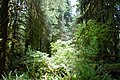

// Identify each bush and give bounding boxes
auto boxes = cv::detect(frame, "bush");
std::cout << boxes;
[23,41,76,79]
[2,71,29,80]
[75,20,113,61]
[74,20,113,80]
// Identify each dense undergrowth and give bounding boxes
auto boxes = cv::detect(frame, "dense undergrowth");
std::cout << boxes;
[2,41,112,80]
[2,20,118,80]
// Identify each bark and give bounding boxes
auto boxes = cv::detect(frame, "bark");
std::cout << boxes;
[0,0,10,76]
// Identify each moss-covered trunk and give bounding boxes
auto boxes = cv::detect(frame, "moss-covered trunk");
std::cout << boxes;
[0,0,10,76]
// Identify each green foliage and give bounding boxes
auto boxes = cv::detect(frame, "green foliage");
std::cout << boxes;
[75,20,112,59]
[2,39,113,80]
[2,71,29,80]
[74,58,112,80]
[24,41,75,79]
[1,0,120,79]
[25,48,49,79]
[75,63,98,80]
[74,20,114,79]
[51,40,76,71]
[75,21,96,58]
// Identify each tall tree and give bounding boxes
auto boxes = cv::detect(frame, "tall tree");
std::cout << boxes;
[26,0,51,54]
[0,0,10,75]
[8,0,27,70]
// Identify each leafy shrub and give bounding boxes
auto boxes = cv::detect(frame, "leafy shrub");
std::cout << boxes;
[2,71,29,80]
[75,20,112,61]
[51,39,76,70]
[24,41,76,79]
[25,48,49,79]
[74,20,113,80]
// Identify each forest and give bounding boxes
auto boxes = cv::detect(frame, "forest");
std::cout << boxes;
[0,0,120,80]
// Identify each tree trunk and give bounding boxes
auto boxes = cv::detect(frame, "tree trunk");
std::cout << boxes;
[0,0,10,76]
